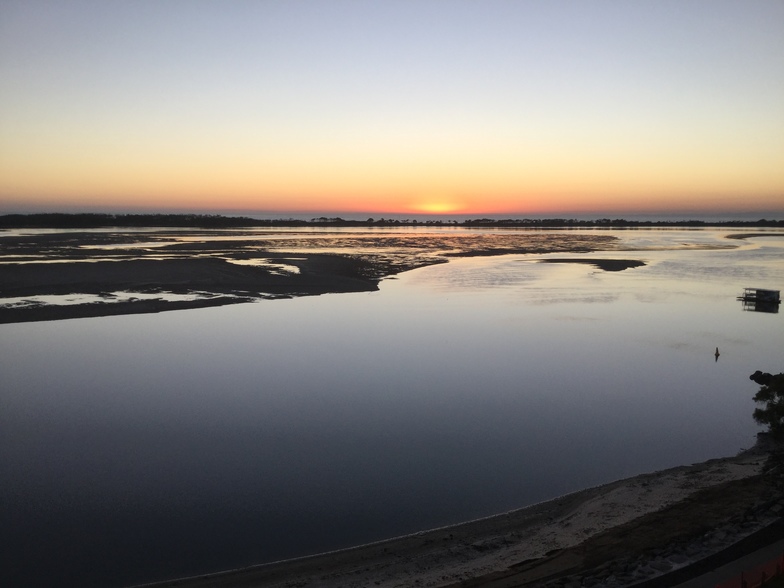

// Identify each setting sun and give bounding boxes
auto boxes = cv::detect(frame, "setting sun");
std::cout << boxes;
[410,198,465,215]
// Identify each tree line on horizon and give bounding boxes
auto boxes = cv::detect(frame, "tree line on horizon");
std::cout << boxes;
[1,212,783,229]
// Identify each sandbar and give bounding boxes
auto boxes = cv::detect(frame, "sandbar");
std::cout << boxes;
[538,258,646,271]
[0,229,624,323]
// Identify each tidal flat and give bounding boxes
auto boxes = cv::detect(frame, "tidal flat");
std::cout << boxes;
[0,227,617,322]
[1,226,783,587]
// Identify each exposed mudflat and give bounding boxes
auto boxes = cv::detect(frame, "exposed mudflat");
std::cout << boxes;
[0,229,622,323]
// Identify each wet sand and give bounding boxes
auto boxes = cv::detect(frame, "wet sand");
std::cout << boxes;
[0,254,381,323]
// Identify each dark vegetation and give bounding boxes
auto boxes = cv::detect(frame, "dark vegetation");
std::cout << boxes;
[1,213,783,229]
[751,371,784,494]
[752,371,784,441]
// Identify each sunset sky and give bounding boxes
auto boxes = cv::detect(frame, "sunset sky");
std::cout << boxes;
[1,1,783,218]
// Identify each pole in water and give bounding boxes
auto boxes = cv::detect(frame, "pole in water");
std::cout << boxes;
[715,347,720,362]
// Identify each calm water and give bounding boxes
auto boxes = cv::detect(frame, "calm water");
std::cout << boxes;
[1,229,782,587]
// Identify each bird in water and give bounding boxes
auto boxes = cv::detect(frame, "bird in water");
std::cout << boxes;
[715,347,720,362]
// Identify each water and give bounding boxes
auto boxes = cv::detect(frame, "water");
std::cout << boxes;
[1,229,782,587]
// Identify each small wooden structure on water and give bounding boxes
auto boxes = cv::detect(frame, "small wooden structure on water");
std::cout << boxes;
[738,288,781,313]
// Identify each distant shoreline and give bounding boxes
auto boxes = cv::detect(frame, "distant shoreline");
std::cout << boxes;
[2,212,783,229]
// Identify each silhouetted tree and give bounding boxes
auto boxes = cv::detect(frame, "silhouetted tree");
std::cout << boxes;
[752,372,784,440]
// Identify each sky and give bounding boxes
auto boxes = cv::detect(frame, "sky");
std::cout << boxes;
[1,0,783,218]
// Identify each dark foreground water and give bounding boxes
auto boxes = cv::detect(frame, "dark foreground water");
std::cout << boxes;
[1,228,782,587]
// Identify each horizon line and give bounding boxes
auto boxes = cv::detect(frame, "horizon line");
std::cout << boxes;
[3,211,783,224]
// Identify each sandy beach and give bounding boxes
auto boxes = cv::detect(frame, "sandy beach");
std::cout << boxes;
[132,439,781,588]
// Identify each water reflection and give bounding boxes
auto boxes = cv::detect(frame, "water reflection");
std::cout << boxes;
[740,299,781,314]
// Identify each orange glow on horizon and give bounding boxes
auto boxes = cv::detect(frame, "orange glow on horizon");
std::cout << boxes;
[409,197,466,215]
[3,183,784,218]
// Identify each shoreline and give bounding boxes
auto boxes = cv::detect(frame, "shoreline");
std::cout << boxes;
[132,440,780,588]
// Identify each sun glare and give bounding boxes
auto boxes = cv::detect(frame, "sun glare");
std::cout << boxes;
[411,200,464,214]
